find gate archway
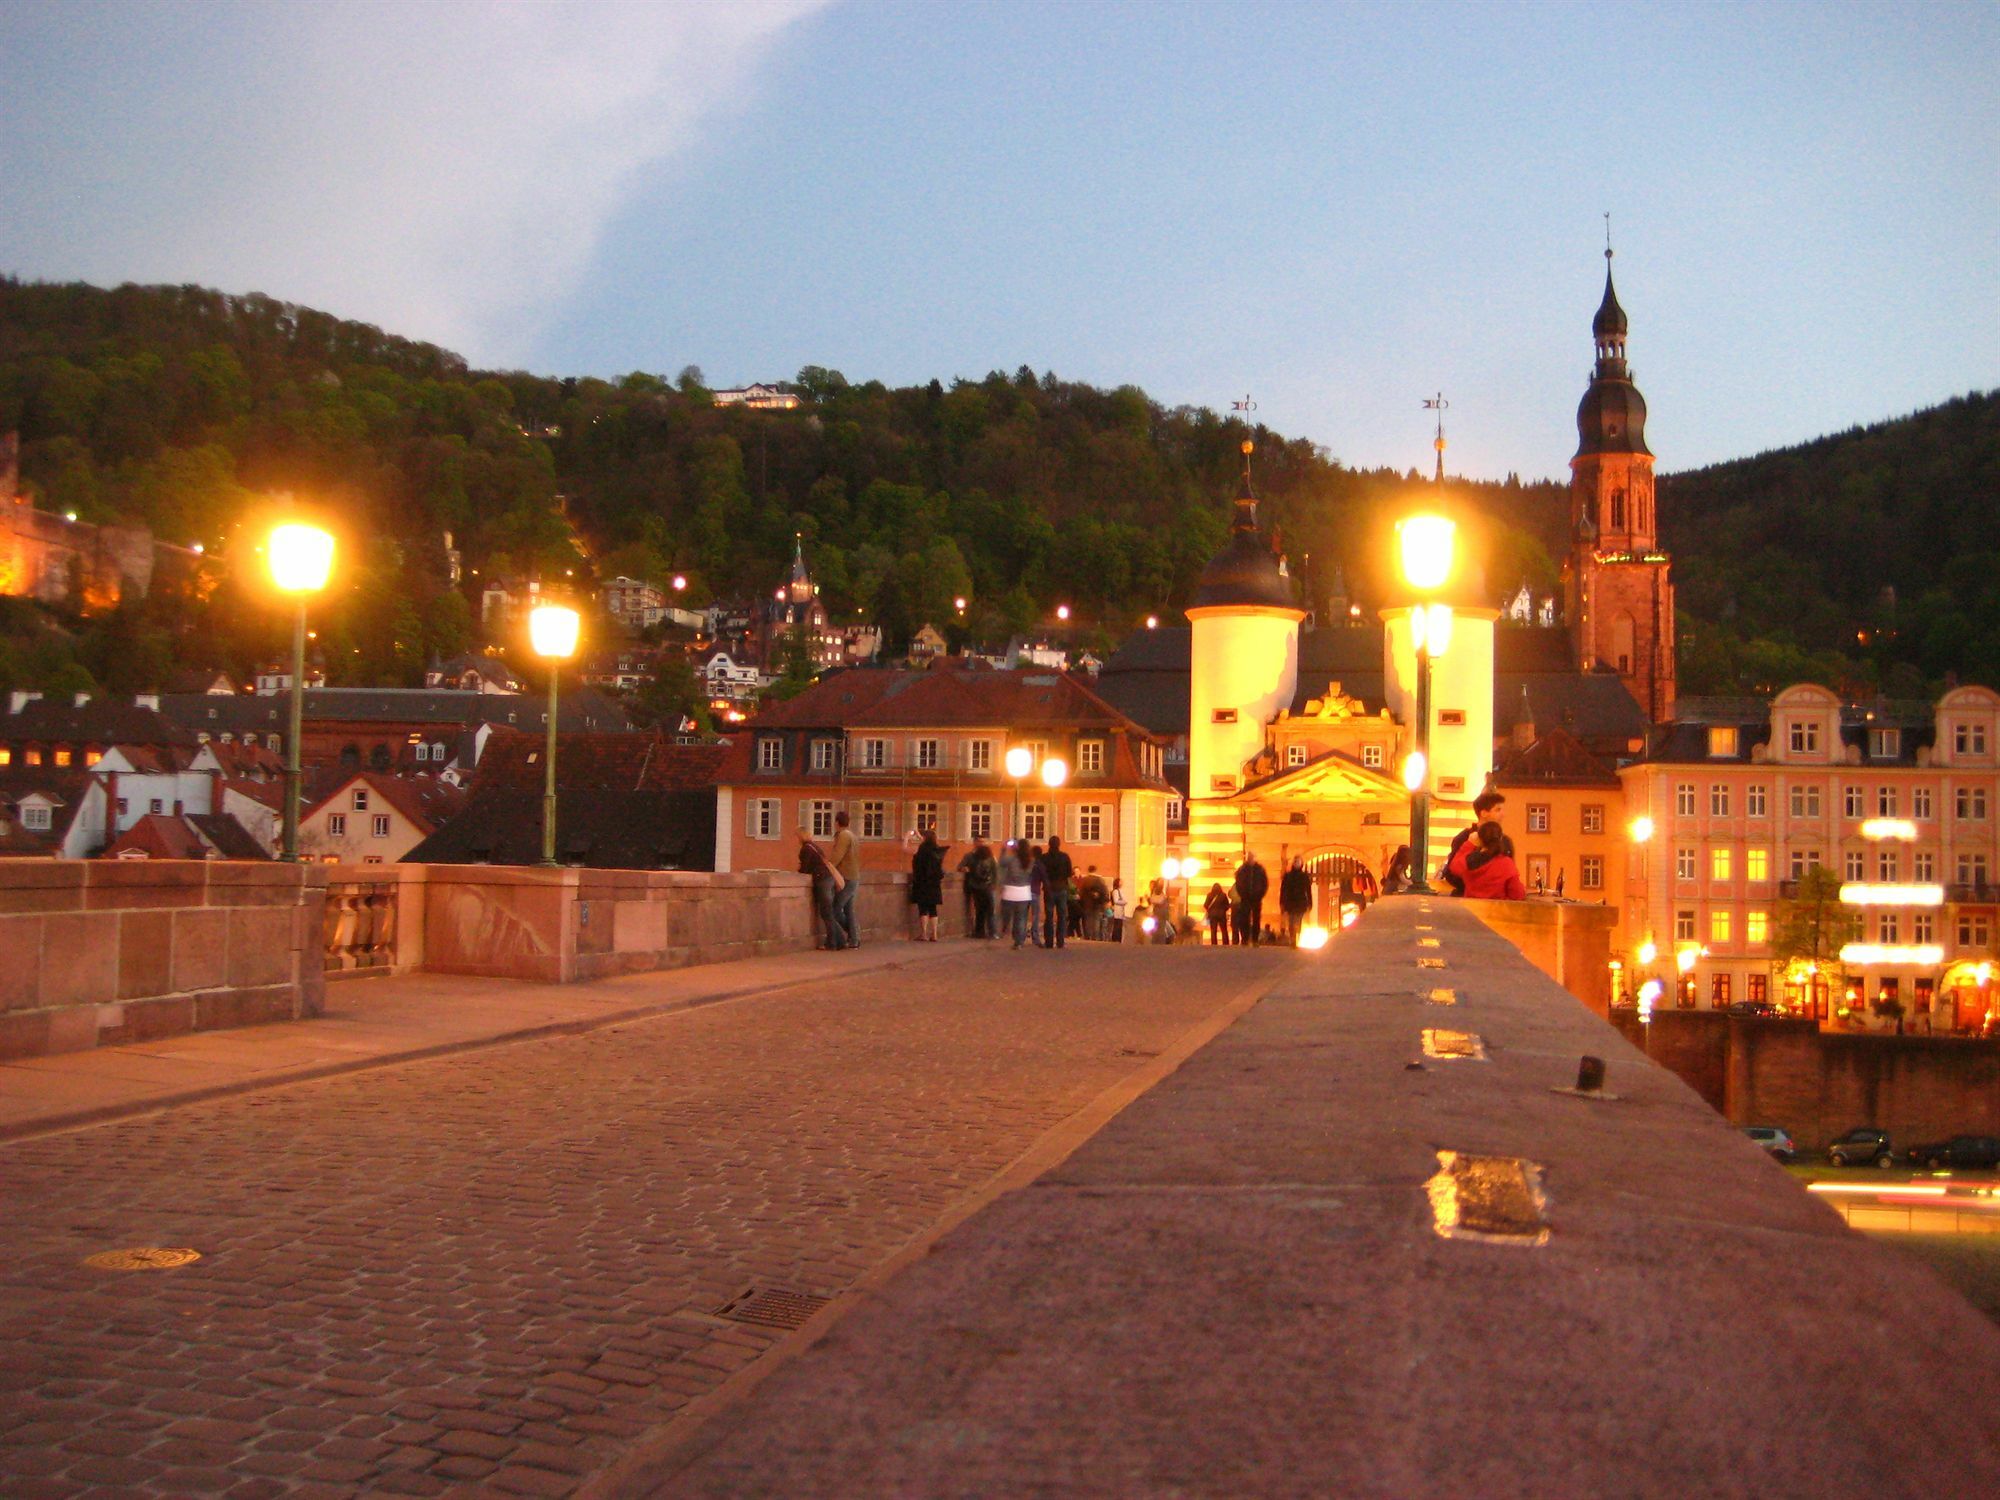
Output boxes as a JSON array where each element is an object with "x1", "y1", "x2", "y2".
[{"x1": 1298, "y1": 845, "x2": 1381, "y2": 925}]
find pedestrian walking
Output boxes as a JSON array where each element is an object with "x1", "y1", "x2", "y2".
[
  {"x1": 796, "y1": 828, "x2": 843, "y2": 950},
  {"x1": 1043, "y1": 835, "x2": 1074, "y2": 949},
  {"x1": 910, "y1": 827, "x2": 949, "y2": 942},
  {"x1": 1279, "y1": 856, "x2": 1312, "y2": 946},
  {"x1": 1203, "y1": 882, "x2": 1232, "y2": 946},
  {"x1": 1233, "y1": 851, "x2": 1269, "y2": 946},
  {"x1": 1109, "y1": 877, "x2": 1127, "y2": 943},
  {"x1": 956, "y1": 836, "x2": 998, "y2": 939},
  {"x1": 1028, "y1": 843, "x2": 1047, "y2": 947},
  {"x1": 830, "y1": 809, "x2": 862, "y2": 950},
  {"x1": 999, "y1": 839, "x2": 1034, "y2": 949}
]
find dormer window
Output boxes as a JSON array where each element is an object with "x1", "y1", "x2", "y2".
[
  {"x1": 810, "y1": 739, "x2": 839, "y2": 772},
  {"x1": 23, "y1": 804, "x2": 52, "y2": 831},
  {"x1": 1078, "y1": 740, "x2": 1104, "y2": 774},
  {"x1": 1787, "y1": 721, "x2": 1821, "y2": 755},
  {"x1": 1955, "y1": 722, "x2": 1989, "y2": 757},
  {"x1": 1707, "y1": 726, "x2": 1738, "y2": 758},
  {"x1": 1869, "y1": 727, "x2": 1901, "y2": 759},
  {"x1": 757, "y1": 737, "x2": 783, "y2": 772}
]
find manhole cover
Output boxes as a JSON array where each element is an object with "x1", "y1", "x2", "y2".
[
  {"x1": 1425, "y1": 1151, "x2": 1549, "y2": 1246},
  {"x1": 714, "y1": 1287, "x2": 831, "y2": 1331},
  {"x1": 84, "y1": 1247, "x2": 202, "y2": 1271},
  {"x1": 1421, "y1": 1028, "x2": 1487, "y2": 1060}
]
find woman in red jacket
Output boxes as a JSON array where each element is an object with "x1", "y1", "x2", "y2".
[{"x1": 1460, "y1": 821, "x2": 1526, "y2": 901}]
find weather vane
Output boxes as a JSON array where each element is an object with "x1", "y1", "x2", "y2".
[
  {"x1": 1423, "y1": 392, "x2": 1449, "y2": 482},
  {"x1": 1231, "y1": 393, "x2": 1257, "y2": 417},
  {"x1": 1604, "y1": 210, "x2": 1613, "y2": 262}
]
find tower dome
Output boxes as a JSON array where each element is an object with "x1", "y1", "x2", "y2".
[
  {"x1": 1190, "y1": 444, "x2": 1297, "y2": 611},
  {"x1": 1575, "y1": 255, "x2": 1650, "y2": 458}
]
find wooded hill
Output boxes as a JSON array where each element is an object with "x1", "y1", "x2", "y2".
[{"x1": 0, "y1": 277, "x2": 1991, "y2": 702}]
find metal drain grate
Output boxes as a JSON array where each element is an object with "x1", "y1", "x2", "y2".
[
  {"x1": 1425, "y1": 987, "x2": 1457, "y2": 1006},
  {"x1": 714, "y1": 1287, "x2": 831, "y2": 1331},
  {"x1": 84, "y1": 1247, "x2": 201, "y2": 1271}
]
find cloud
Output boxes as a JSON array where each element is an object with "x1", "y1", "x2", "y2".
[{"x1": 0, "y1": 0, "x2": 829, "y2": 364}]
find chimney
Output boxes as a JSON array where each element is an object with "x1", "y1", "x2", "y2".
[{"x1": 7, "y1": 690, "x2": 40, "y2": 714}]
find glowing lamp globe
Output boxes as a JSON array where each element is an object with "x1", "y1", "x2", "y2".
[
  {"x1": 1396, "y1": 514, "x2": 1456, "y2": 592},
  {"x1": 529, "y1": 604, "x2": 581, "y2": 661},
  {"x1": 1056, "y1": 604, "x2": 1071, "y2": 621},
  {"x1": 1005, "y1": 746, "x2": 1034, "y2": 779},
  {"x1": 1041, "y1": 759, "x2": 1068, "y2": 789},
  {"x1": 1145, "y1": 615, "x2": 1159, "y2": 629},
  {"x1": 1297, "y1": 925, "x2": 1330, "y2": 951},
  {"x1": 1637, "y1": 940, "x2": 1658, "y2": 965},
  {"x1": 1161, "y1": 858, "x2": 1181, "y2": 881},
  {"x1": 1402, "y1": 750, "x2": 1427, "y2": 793},
  {"x1": 1629, "y1": 816, "x2": 1655, "y2": 844},
  {"x1": 268, "y1": 523, "x2": 335, "y2": 594},
  {"x1": 672, "y1": 574, "x2": 687, "y2": 591}
]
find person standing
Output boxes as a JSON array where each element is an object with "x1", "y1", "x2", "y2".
[
  {"x1": 1109, "y1": 877, "x2": 1128, "y2": 943},
  {"x1": 1078, "y1": 865, "x2": 1110, "y2": 940},
  {"x1": 1443, "y1": 791, "x2": 1507, "y2": 896},
  {"x1": 1028, "y1": 843, "x2": 1047, "y2": 947},
  {"x1": 796, "y1": 828, "x2": 842, "y2": 950},
  {"x1": 956, "y1": 836, "x2": 998, "y2": 939},
  {"x1": 1461, "y1": 821, "x2": 1527, "y2": 900},
  {"x1": 909, "y1": 827, "x2": 948, "y2": 942},
  {"x1": 1042, "y1": 835, "x2": 1075, "y2": 949},
  {"x1": 830, "y1": 809, "x2": 862, "y2": 950},
  {"x1": 1279, "y1": 856, "x2": 1313, "y2": 946},
  {"x1": 1203, "y1": 882, "x2": 1232, "y2": 946},
  {"x1": 999, "y1": 839, "x2": 1034, "y2": 949},
  {"x1": 1234, "y1": 851, "x2": 1269, "y2": 946}
]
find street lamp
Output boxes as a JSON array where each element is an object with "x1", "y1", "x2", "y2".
[
  {"x1": 1396, "y1": 512, "x2": 1456, "y2": 892},
  {"x1": 1004, "y1": 746, "x2": 1065, "y2": 844},
  {"x1": 267, "y1": 522, "x2": 334, "y2": 862},
  {"x1": 530, "y1": 603, "x2": 581, "y2": 866}
]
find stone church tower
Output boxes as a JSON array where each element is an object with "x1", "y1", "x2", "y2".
[{"x1": 1564, "y1": 252, "x2": 1675, "y2": 722}]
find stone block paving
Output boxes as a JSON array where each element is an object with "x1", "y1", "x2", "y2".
[{"x1": 0, "y1": 944, "x2": 1284, "y2": 1497}]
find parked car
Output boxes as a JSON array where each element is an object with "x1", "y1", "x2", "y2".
[
  {"x1": 1743, "y1": 1126, "x2": 1796, "y2": 1161},
  {"x1": 1826, "y1": 1128, "x2": 1895, "y2": 1168},
  {"x1": 1727, "y1": 1000, "x2": 1784, "y2": 1018},
  {"x1": 1907, "y1": 1135, "x2": 2000, "y2": 1170}
]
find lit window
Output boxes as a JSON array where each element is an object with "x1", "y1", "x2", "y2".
[
  {"x1": 1712, "y1": 974, "x2": 1732, "y2": 1005},
  {"x1": 1527, "y1": 805, "x2": 1550, "y2": 833},
  {"x1": 1581, "y1": 804, "x2": 1604, "y2": 834},
  {"x1": 1711, "y1": 848, "x2": 1732, "y2": 881},
  {"x1": 1746, "y1": 910, "x2": 1768, "y2": 945},
  {"x1": 1745, "y1": 848, "x2": 1769, "y2": 881},
  {"x1": 1746, "y1": 785, "x2": 1767, "y2": 818},
  {"x1": 1707, "y1": 726, "x2": 1738, "y2": 758},
  {"x1": 1711, "y1": 910, "x2": 1732, "y2": 943},
  {"x1": 1710, "y1": 785, "x2": 1730, "y2": 817},
  {"x1": 53, "y1": 749, "x2": 71, "y2": 767},
  {"x1": 0, "y1": 750, "x2": 9, "y2": 766}
]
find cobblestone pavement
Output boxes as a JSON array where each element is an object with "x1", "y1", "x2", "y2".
[{"x1": 0, "y1": 944, "x2": 1284, "y2": 1497}]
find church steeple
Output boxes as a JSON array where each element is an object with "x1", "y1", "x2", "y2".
[{"x1": 786, "y1": 532, "x2": 813, "y2": 603}]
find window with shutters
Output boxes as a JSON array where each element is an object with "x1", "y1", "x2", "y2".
[
  {"x1": 968, "y1": 803, "x2": 995, "y2": 840},
  {"x1": 858, "y1": 738, "x2": 887, "y2": 770},
  {"x1": 1079, "y1": 740, "x2": 1104, "y2": 774},
  {"x1": 913, "y1": 801, "x2": 940, "y2": 833},
  {"x1": 810, "y1": 739, "x2": 838, "y2": 771},
  {"x1": 1077, "y1": 804, "x2": 1104, "y2": 843},
  {"x1": 747, "y1": 798, "x2": 779, "y2": 839},
  {"x1": 809, "y1": 800, "x2": 835, "y2": 838},
  {"x1": 860, "y1": 801, "x2": 885, "y2": 839},
  {"x1": 1022, "y1": 803, "x2": 1048, "y2": 841},
  {"x1": 967, "y1": 739, "x2": 993, "y2": 772},
  {"x1": 915, "y1": 738, "x2": 942, "y2": 770}
]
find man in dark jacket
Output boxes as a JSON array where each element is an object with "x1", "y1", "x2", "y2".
[
  {"x1": 1443, "y1": 790, "x2": 1507, "y2": 895},
  {"x1": 1042, "y1": 835, "x2": 1075, "y2": 949},
  {"x1": 1233, "y1": 852, "x2": 1269, "y2": 945},
  {"x1": 1278, "y1": 857, "x2": 1313, "y2": 946},
  {"x1": 956, "y1": 837, "x2": 998, "y2": 939}
]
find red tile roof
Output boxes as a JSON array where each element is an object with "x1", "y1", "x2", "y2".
[
  {"x1": 302, "y1": 771, "x2": 467, "y2": 834},
  {"x1": 471, "y1": 731, "x2": 725, "y2": 794},
  {"x1": 748, "y1": 662, "x2": 1155, "y2": 732},
  {"x1": 1491, "y1": 728, "x2": 1621, "y2": 788}
]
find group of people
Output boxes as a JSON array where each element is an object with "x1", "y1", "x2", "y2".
[
  {"x1": 1196, "y1": 852, "x2": 1312, "y2": 947},
  {"x1": 955, "y1": 833, "x2": 1127, "y2": 948},
  {"x1": 796, "y1": 791, "x2": 1529, "y2": 955}
]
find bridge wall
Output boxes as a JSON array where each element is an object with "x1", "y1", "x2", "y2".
[{"x1": 0, "y1": 861, "x2": 326, "y2": 1060}]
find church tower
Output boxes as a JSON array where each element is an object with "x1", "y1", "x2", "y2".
[
  {"x1": 1565, "y1": 248, "x2": 1675, "y2": 722},
  {"x1": 1186, "y1": 442, "x2": 1305, "y2": 864}
]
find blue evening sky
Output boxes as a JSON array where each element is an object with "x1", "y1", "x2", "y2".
[{"x1": 1, "y1": 0, "x2": 1993, "y2": 478}]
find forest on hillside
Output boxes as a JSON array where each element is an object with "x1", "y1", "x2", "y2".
[{"x1": 0, "y1": 277, "x2": 1992, "y2": 705}]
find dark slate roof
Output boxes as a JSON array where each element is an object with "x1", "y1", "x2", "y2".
[
  {"x1": 1091, "y1": 671, "x2": 1189, "y2": 738},
  {"x1": 159, "y1": 686, "x2": 631, "y2": 735},
  {"x1": 406, "y1": 789, "x2": 717, "y2": 870},
  {"x1": 1491, "y1": 728, "x2": 1622, "y2": 788},
  {"x1": 471, "y1": 732, "x2": 724, "y2": 794},
  {"x1": 0, "y1": 696, "x2": 197, "y2": 747},
  {"x1": 1497, "y1": 673, "x2": 1649, "y2": 746},
  {"x1": 1593, "y1": 266, "x2": 1628, "y2": 339}
]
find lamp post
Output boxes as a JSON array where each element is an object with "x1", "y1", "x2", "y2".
[
  {"x1": 529, "y1": 604, "x2": 581, "y2": 866},
  {"x1": 1004, "y1": 746, "x2": 1068, "y2": 843},
  {"x1": 267, "y1": 523, "x2": 334, "y2": 862},
  {"x1": 1396, "y1": 514, "x2": 1456, "y2": 891}
]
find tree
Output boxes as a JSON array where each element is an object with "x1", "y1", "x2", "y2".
[
  {"x1": 1770, "y1": 865, "x2": 1860, "y2": 1012},
  {"x1": 762, "y1": 621, "x2": 817, "y2": 703}
]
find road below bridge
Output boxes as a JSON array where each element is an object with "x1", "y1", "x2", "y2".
[{"x1": 0, "y1": 942, "x2": 1286, "y2": 1498}]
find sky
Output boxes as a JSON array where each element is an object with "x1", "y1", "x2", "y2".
[{"x1": 1, "y1": 0, "x2": 1994, "y2": 480}]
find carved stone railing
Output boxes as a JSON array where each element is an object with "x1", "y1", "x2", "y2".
[{"x1": 322, "y1": 875, "x2": 405, "y2": 977}]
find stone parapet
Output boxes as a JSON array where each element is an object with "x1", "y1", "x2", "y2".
[
  {"x1": 1458, "y1": 894, "x2": 1616, "y2": 1014},
  {"x1": 0, "y1": 860, "x2": 326, "y2": 1060}
]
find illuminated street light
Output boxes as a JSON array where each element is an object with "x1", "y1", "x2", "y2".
[
  {"x1": 1637, "y1": 940, "x2": 1658, "y2": 965},
  {"x1": 1145, "y1": 615, "x2": 1159, "y2": 629},
  {"x1": 1004, "y1": 746, "x2": 1033, "y2": 779},
  {"x1": 672, "y1": 574, "x2": 687, "y2": 592},
  {"x1": 1056, "y1": 604, "x2": 1071, "y2": 621},
  {"x1": 1839, "y1": 883, "x2": 1945, "y2": 907},
  {"x1": 1297, "y1": 925, "x2": 1330, "y2": 951},
  {"x1": 1840, "y1": 943, "x2": 1946, "y2": 967},
  {"x1": 1396, "y1": 513, "x2": 1456, "y2": 892},
  {"x1": 267, "y1": 522, "x2": 335, "y2": 861},
  {"x1": 1860, "y1": 818, "x2": 1917, "y2": 841},
  {"x1": 1041, "y1": 758, "x2": 1068, "y2": 789},
  {"x1": 530, "y1": 603, "x2": 582, "y2": 867},
  {"x1": 1629, "y1": 816, "x2": 1655, "y2": 844}
]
